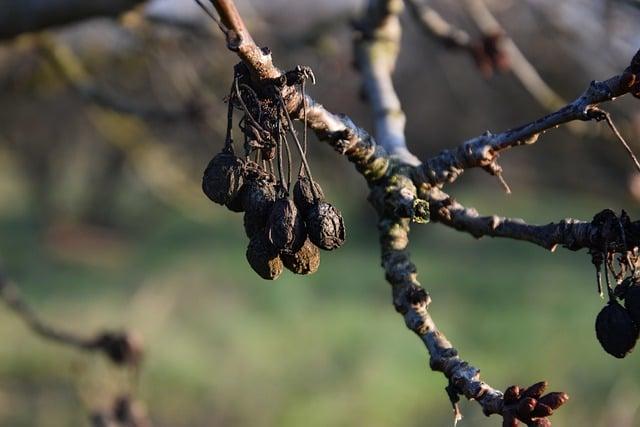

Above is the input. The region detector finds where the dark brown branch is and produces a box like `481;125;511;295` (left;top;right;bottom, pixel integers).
0;0;146;40
414;57;640;187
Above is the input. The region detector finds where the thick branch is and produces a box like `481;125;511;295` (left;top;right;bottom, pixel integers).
354;0;420;166
415;58;640;187
0;0;146;40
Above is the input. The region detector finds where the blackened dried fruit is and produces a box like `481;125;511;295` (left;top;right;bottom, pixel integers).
293;176;325;215
306;202;345;251
595;300;639;358
241;175;276;218
624;283;640;326
281;239;320;275
267;198;306;251
202;151;244;208
243;209;267;239
246;233;283;280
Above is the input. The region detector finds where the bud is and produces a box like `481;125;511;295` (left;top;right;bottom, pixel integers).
246;233;283;280
624;283;640;326
595;300;639;358
531;402;553;418
267;198;306;252
281;239;321;275
538;392;569;410
503;385;521;404
202;151;244;208
306;202;345;250
516;397;536;418
523;381;547;399
293;176;325;215
93;331;144;367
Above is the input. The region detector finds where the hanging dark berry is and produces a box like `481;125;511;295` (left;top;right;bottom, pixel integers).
624;283;640;326
202;150;244;208
281;239;320;275
595;299;639;358
267;198;306;252
293;176;325;216
246;233;283;280
306;202;345;250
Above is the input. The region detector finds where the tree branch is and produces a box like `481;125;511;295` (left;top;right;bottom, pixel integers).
353;0;420;166
414;56;640;187
0;0;146;40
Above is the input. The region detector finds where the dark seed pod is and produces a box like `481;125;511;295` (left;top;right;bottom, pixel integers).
267;198;306;251
202;151;244;207
306;202;345;251
624;284;640;326
293;176;325;215
246;233;283;280
281;239;320;275
595;300;639;358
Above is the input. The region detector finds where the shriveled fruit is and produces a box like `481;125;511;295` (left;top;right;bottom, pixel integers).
267;199;306;251
293;176;325;215
246;234;283;280
202;151;244;207
624;283;640;326
241;175;276;218
595;300;639;358
306;202;345;250
281;239;320;275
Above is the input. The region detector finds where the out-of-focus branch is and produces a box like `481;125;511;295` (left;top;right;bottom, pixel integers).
405;0;472;50
464;0;566;111
415;56;640;187
0;269;143;367
354;0;420;166
37;35;203;122
0;0;146;41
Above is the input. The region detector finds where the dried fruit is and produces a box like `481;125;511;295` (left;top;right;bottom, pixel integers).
202;151;244;208
267;198;306;251
243;209;267;239
624;283;640;326
595;300;639;358
241;174;276;218
246;233;283;280
306;202;345;250
281;239;320;275
293;176;325;215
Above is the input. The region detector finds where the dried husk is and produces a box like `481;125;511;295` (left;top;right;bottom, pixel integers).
246;233;283;280
267;198;306;251
624;283;640;326
595;300;639;358
293;176;325;215
202;151;244;208
306;202;345;250
281;239;320;275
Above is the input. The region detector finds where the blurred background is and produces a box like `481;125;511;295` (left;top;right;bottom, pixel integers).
0;0;639;425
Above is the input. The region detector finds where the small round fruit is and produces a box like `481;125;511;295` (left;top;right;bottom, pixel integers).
281;239;320;275
202;151;244;207
306;202;345;251
595;300;639;358
246;234;283;280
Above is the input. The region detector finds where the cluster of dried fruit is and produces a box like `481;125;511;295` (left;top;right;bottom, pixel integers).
595;277;640;358
202;64;345;280
501;382;569;427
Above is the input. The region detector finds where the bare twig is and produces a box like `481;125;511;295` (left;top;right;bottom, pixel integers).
415;63;640;187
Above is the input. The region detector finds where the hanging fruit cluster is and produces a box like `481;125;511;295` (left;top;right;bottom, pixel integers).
202;64;345;280
589;209;640;358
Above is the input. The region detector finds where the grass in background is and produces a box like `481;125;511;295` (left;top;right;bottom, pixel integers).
0;188;638;427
